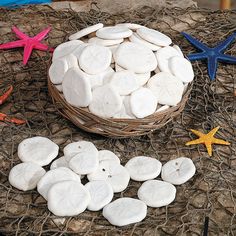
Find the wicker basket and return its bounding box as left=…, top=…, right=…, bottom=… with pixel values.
left=48, top=76, right=192, bottom=138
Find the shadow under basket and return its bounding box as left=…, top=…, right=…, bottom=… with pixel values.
left=48, top=77, right=192, bottom=138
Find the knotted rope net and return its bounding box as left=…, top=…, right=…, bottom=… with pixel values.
left=0, top=4, right=235, bottom=235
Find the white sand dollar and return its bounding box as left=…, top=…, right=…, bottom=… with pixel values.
left=96, top=26, right=132, bottom=40
left=173, top=45, right=184, bottom=57
left=87, top=160, right=110, bottom=181
left=72, top=43, right=88, bottom=59
left=62, top=67, right=92, bottom=107
left=87, top=160, right=130, bottom=193
left=103, top=198, right=147, bottom=226
left=155, top=46, right=182, bottom=73
left=169, top=56, right=194, bottom=83
left=88, top=37, right=123, bottom=46
left=69, top=150, right=99, bottom=175
left=125, top=156, right=162, bottom=181
left=49, top=58, right=68, bottom=84
left=112, top=96, right=133, bottom=119
left=79, top=44, right=112, bottom=74
left=147, top=72, right=184, bottom=106
left=64, top=53, right=78, bottom=68
left=89, top=84, right=122, bottom=118
left=114, top=42, right=157, bottom=73
left=85, top=180, right=113, bottom=211
left=47, top=180, right=90, bottom=216
left=109, top=71, right=139, bottom=95
left=50, top=156, right=69, bottom=170
left=130, top=88, right=157, bottom=118
left=105, top=162, right=130, bottom=192
left=123, top=95, right=136, bottom=118
left=50, top=54, right=78, bottom=85
left=137, top=27, right=172, bottom=46
left=18, top=137, right=59, bottom=166
left=129, top=32, right=161, bottom=51
left=75, top=66, right=114, bottom=89
left=156, top=105, right=170, bottom=113
left=37, top=167, right=81, bottom=200
left=69, top=23, right=104, bottom=40
left=137, top=180, right=176, bottom=207
left=98, top=150, right=120, bottom=164
left=52, top=40, right=84, bottom=61
left=9, top=162, right=46, bottom=191
left=112, top=104, right=133, bottom=119
left=85, top=67, right=114, bottom=89
left=108, top=45, right=119, bottom=63
left=135, top=71, right=151, bottom=87
left=63, top=141, right=98, bottom=162
left=116, top=23, right=143, bottom=30
left=161, top=157, right=196, bottom=185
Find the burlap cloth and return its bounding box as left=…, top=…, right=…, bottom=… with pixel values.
left=0, top=5, right=235, bottom=236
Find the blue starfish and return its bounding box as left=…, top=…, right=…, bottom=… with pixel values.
left=182, top=32, right=236, bottom=80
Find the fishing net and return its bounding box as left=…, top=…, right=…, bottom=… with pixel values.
left=0, top=4, right=235, bottom=235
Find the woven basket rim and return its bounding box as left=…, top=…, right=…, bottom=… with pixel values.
left=47, top=69, right=192, bottom=138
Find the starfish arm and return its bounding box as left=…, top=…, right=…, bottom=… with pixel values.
left=33, top=27, right=51, bottom=41
left=23, top=43, right=34, bottom=65
left=34, top=42, right=50, bottom=51
left=0, top=113, right=7, bottom=120
left=207, top=56, right=218, bottom=81
left=186, top=138, right=203, bottom=146
left=0, top=85, right=13, bottom=105
left=215, top=33, right=236, bottom=52
left=217, top=54, right=236, bottom=64
left=205, top=141, right=213, bottom=156
left=0, top=113, right=26, bottom=124
left=12, top=26, right=29, bottom=40
left=0, top=40, right=25, bottom=49
left=182, top=32, right=209, bottom=51
left=34, top=43, right=54, bottom=53
left=189, top=129, right=205, bottom=137
left=208, top=126, right=220, bottom=136
left=212, top=137, right=230, bottom=145
left=187, top=52, right=207, bottom=61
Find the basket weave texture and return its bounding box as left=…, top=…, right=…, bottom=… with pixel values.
left=48, top=76, right=192, bottom=138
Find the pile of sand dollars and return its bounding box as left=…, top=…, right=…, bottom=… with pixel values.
left=49, top=23, right=194, bottom=119
left=9, top=136, right=196, bottom=226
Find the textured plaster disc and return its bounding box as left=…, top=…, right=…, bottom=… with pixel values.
left=103, top=197, right=147, bottom=226
left=125, top=156, right=162, bottom=181
left=18, top=136, right=59, bottom=166
left=85, top=180, right=113, bottom=211
left=137, top=180, right=176, bottom=207
left=47, top=180, right=90, bottom=216
left=9, top=162, right=46, bottom=191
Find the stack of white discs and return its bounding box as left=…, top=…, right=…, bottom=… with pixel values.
left=8, top=136, right=196, bottom=226
left=49, top=23, right=194, bottom=119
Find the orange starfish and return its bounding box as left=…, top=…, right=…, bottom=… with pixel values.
left=186, top=126, right=230, bottom=156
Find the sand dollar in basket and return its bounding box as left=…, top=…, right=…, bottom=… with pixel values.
left=48, top=23, right=194, bottom=138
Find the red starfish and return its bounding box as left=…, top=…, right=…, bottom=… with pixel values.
left=0, top=26, right=54, bottom=65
